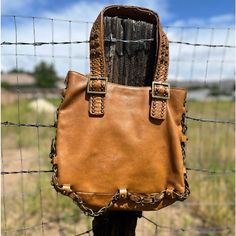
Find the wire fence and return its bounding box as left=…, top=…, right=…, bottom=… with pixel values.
left=1, top=14, right=235, bottom=236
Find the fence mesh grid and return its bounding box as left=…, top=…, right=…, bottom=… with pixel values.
left=1, top=15, right=235, bottom=236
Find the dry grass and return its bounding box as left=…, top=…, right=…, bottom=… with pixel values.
left=1, top=98, right=235, bottom=235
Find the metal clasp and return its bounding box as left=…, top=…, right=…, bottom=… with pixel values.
left=62, top=184, right=72, bottom=193
left=119, top=188, right=128, bottom=199
left=87, top=76, right=108, bottom=95
left=152, top=81, right=170, bottom=99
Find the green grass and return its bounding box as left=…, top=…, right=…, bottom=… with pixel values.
left=1, top=98, right=235, bottom=235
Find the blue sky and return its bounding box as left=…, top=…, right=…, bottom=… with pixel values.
left=168, top=0, right=234, bottom=21
left=1, top=1, right=235, bottom=80
left=2, top=0, right=235, bottom=26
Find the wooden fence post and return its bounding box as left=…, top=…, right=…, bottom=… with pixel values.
left=92, top=16, right=157, bottom=235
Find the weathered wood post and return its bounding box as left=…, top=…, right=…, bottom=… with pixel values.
left=92, top=16, right=157, bottom=235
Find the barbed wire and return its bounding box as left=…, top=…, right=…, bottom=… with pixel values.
left=1, top=39, right=235, bottom=48
left=169, top=40, right=235, bottom=48
left=1, top=115, right=235, bottom=130
left=186, top=167, right=235, bottom=175
left=1, top=40, right=88, bottom=46
left=1, top=121, right=55, bottom=128
left=1, top=167, right=235, bottom=175
left=1, top=170, right=53, bottom=175
left=186, top=116, right=235, bottom=124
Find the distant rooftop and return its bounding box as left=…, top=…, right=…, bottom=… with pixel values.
left=1, top=73, right=35, bottom=85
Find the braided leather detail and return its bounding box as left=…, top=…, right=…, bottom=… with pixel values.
left=154, top=26, right=169, bottom=82
left=150, top=25, right=169, bottom=120
left=89, top=6, right=170, bottom=119
left=89, top=95, right=105, bottom=115
left=89, top=13, right=106, bottom=116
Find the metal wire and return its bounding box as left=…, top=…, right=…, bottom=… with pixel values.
left=1, top=39, right=235, bottom=47
left=32, top=17, right=45, bottom=235
left=186, top=116, right=235, bottom=124
left=1, top=115, right=235, bottom=129
left=1, top=40, right=89, bottom=46
left=2, top=167, right=234, bottom=175
left=13, top=16, right=27, bottom=235
left=1, top=170, right=53, bottom=174
left=186, top=167, right=235, bottom=175
left=1, top=129, right=7, bottom=231
left=1, top=121, right=55, bottom=128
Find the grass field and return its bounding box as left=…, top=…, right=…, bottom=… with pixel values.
left=1, top=97, right=235, bottom=235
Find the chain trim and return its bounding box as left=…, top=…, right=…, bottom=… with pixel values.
left=180, top=99, right=191, bottom=200
left=50, top=141, right=189, bottom=216
left=51, top=165, right=120, bottom=217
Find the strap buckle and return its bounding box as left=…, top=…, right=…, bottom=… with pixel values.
left=87, top=76, right=108, bottom=95
left=152, top=81, right=170, bottom=99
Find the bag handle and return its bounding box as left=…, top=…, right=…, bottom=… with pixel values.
left=88, top=5, right=170, bottom=119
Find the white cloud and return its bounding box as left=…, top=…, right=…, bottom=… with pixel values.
left=43, top=1, right=104, bottom=22
left=209, top=14, right=234, bottom=25
left=40, top=0, right=171, bottom=24
left=171, top=14, right=235, bottom=28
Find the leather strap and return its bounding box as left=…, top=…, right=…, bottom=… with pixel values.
left=88, top=5, right=170, bottom=119
left=89, top=12, right=107, bottom=116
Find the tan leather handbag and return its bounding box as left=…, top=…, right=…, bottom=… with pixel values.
left=49, top=5, right=190, bottom=217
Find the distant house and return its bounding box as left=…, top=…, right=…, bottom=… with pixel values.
left=1, top=72, right=64, bottom=88
left=1, top=73, right=64, bottom=104
left=1, top=73, right=35, bottom=86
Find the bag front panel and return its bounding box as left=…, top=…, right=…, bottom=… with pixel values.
left=54, top=71, right=187, bottom=209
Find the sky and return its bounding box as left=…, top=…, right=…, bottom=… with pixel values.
left=1, top=0, right=235, bottom=25
left=1, top=0, right=235, bottom=81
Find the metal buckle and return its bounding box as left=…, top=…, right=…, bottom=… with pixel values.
left=87, top=76, right=108, bottom=95
left=152, top=81, right=170, bottom=99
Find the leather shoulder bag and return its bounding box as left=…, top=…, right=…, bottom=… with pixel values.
left=49, top=5, right=190, bottom=217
